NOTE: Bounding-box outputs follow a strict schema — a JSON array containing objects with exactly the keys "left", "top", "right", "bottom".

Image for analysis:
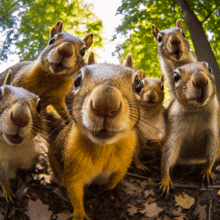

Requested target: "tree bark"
[{"left": 175, "top": 0, "right": 220, "bottom": 97}]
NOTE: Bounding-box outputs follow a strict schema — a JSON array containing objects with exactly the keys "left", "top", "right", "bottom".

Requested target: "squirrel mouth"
[
  {"left": 6, "top": 134, "right": 23, "bottom": 145},
  {"left": 52, "top": 62, "right": 66, "bottom": 72},
  {"left": 170, "top": 50, "right": 183, "bottom": 60},
  {"left": 91, "top": 129, "right": 117, "bottom": 139}
]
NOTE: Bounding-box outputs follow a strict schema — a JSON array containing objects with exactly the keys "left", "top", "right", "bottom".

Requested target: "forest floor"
[{"left": 1, "top": 141, "right": 220, "bottom": 220}]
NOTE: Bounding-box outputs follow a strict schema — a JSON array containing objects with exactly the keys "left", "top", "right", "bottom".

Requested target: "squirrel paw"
[
  {"left": 201, "top": 169, "right": 214, "bottom": 187},
  {"left": 158, "top": 176, "right": 173, "bottom": 197},
  {"left": 2, "top": 185, "right": 15, "bottom": 203}
]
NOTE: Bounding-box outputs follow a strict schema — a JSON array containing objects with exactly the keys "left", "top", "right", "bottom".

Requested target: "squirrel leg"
[
  {"left": 104, "top": 169, "right": 127, "bottom": 190},
  {"left": 66, "top": 181, "right": 90, "bottom": 220},
  {"left": 202, "top": 133, "right": 218, "bottom": 186},
  {"left": 52, "top": 100, "right": 70, "bottom": 122},
  {"left": 159, "top": 137, "right": 181, "bottom": 196}
]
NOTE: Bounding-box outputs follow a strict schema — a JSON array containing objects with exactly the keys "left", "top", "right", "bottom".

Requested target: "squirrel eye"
[
  {"left": 174, "top": 72, "right": 181, "bottom": 82},
  {"left": 133, "top": 75, "right": 143, "bottom": 94},
  {"left": 80, "top": 48, "right": 86, "bottom": 57},
  {"left": 74, "top": 72, "right": 82, "bottom": 88},
  {"left": 208, "top": 64, "right": 213, "bottom": 74},
  {"left": 157, "top": 35, "right": 162, "bottom": 43},
  {"left": 36, "top": 101, "right": 41, "bottom": 113},
  {"left": 0, "top": 88, "right": 2, "bottom": 101},
  {"left": 48, "top": 36, "right": 55, "bottom": 45},
  {"left": 161, "top": 84, "right": 164, "bottom": 90}
]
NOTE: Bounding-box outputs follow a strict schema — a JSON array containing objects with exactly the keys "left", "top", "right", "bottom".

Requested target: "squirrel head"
[
  {"left": 0, "top": 70, "right": 41, "bottom": 146},
  {"left": 139, "top": 73, "right": 164, "bottom": 107},
  {"left": 71, "top": 55, "right": 142, "bottom": 145},
  {"left": 151, "top": 19, "right": 190, "bottom": 62},
  {"left": 40, "top": 21, "right": 93, "bottom": 78},
  {"left": 173, "top": 62, "right": 216, "bottom": 108}
]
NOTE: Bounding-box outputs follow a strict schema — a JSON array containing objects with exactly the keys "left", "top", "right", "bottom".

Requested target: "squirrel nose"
[
  {"left": 11, "top": 104, "right": 30, "bottom": 128},
  {"left": 58, "top": 43, "right": 73, "bottom": 58},
  {"left": 91, "top": 86, "right": 122, "bottom": 118},
  {"left": 170, "top": 35, "right": 181, "bottom": 45},
  {"left": 192, "top": 73, "right": 208, "bottom": 89}
]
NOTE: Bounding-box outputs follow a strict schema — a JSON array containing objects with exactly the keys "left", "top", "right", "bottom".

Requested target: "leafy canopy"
[
  {"left": 0, "top": 0, "right": 103, "bottom": 62},
  {"left": 114, "top": 0, "right": 220, "bottom": 78}
]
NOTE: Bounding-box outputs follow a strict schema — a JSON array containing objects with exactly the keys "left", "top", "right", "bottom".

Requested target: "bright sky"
[{"left": 1, "top": 0, "right": 123, "bottom": 72}]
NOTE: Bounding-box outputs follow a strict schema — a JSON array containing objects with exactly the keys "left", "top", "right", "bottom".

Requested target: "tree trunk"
[{"left": 175, "top": 0, "right": 220, "bottom": 97}]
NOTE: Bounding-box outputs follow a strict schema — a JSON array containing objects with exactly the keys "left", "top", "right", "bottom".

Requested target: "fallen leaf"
[
  {"left": 171, "top": 206, "right": 184, "bottom": 217},
  {"left": 194, "top": 203, "right": 207, "bottom": 220},
  {"left": 56, "top": 210, "right": 72, "bottom": 220},
  {"left": 123, "top": 182, "right": 139, "bottom": 195},
  {"left": 127, "top": 204, "right": 139, "bottom": 216},
  {"left": 144, "top": 189, "right": 155, "bottom": 198},
  {"left": 26, "top": 199, "right": 53, "bottom": 219},
  {"left": 175, "top": 192, "right": 195, "bottom": 209},
  {"left": 140, "top": 202, "right": 163, "bottom": 218},
  {"left": 217, "top": 190, "right": 220, "bottom": 196}
]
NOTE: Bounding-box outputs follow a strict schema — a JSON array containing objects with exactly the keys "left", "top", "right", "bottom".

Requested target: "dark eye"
[
  {"left": 182, "top": 31, "right": 186, "bottom": 37},
  {"left": 174, "top": 72, "right": 181, "bottom": 83},
  {"left": 133, "top": 75, "right": 143, "bottom": 94},
  {"left": 157, "top": 35, "right": 162, "bottom": 43},
  {"left": 161, "top": 84, "right": 164, "bottom": 90},
  {"left": 36, "top": 101, "right": 41, "bottom": 113},
  {"left": 208, "top": 64, "right": 213, "bottom": 74},
  {"left": 0, "top": 88, "right": 2, "bottom": 101},
  {"left": 74, "top": 72, "right": 82, "bottom": 88},
  {"left": 80, "top": 48, "right": 85, "bottom": 57},
  {"left": 48, "top": 36, "right": 55, "bottom": 45}
]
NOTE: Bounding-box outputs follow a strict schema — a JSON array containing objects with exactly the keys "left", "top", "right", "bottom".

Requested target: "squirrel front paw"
[
  {"left": 158, "top": 175, "right": 173, "bottom": 197},
  {"left": 201, "top": 167, "right": 214, "bottom": 186},
  {"left": 1, "top": 184, "right": 14, "bottom": 203}
]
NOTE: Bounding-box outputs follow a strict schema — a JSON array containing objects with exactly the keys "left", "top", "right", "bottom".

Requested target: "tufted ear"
[
  {"left": 87, "top": 51, "right": 95, "bottom": 65},
  {"left": 83, "top": 33, "right": 93, "bottom": 50},
  {"left": 151, "top": 24, "right": 160, "bottom": 40},
  {"left": 4, "top": 69, "right": 12, "bottom": 85},
  {"left": 124, "top": 53, "right": 133, "bottom": 68},
  {"left": 49, "top": 21, "right": 63, "bottom": 39},
  {"left": 176, "top": 19, "right": 184, "bottom": 31},
  {"left": 160, "top": 73, "right": 165, "bottom": 83}
]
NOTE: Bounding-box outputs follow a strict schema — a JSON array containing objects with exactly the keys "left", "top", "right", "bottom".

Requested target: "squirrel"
[
  {"left": 159, "top": 62, "right": 219, "bottom": 195},
  {"left": 151, "top": 19, "right": 197, "bottom": 96},
  {"left": 0, "top": 70, "right": 42, "bottom": 202},
  {"left": 136, "top": 72, "right": 166, "bottom": 151},
  {"left": 0, "top": 21, "right": 93, "bottom": 122},
  {"left": 48, "top": 55, "right": 144, "bottom": 220}
]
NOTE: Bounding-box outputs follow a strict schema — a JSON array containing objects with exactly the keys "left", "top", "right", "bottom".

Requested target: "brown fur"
[
  {"left": 48, "top": 58, "right": 143, "bottom": 219},
  {"left": 152, "top": 19, "right": 197, "bottom": 96},
  {"left": 0, "top": 21, "right": 93, "bottom": 122},
  {"left": 159, "top": 62, "right": 219, "bottom": 195}
]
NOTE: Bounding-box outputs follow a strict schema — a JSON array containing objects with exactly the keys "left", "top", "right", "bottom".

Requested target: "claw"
[
  {"left": 202, "top": 168, "right": 214, "bottom": 187},
  {"left": 158, "top": 176, "right": 173, "bottom": 197}
]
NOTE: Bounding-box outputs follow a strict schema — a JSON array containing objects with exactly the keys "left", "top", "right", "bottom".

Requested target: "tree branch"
[{"left": 202, "top": 3, "right": 220, "bottom": 23}]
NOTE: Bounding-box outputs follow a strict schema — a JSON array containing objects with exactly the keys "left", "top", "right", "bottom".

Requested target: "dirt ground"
[{"left": 1, "top": 142, "right": 220, "bottom": 220}]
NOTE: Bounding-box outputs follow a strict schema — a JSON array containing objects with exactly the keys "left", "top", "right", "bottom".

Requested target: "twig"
[
  {"left": 202, "top": 4, "right": 220, "bottom": 23},
  {"left": 126, "top": 172, "right": 220, "bottom": 189},
  {"left": 208, "top": 199, "right": 212, "bottom": 220}
]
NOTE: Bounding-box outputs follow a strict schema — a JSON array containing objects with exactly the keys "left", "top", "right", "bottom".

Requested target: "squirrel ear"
[
  {"left": 87, "top": 51, "right": 95, "bottom": 65},
  {"left": 176, "top": 19, "right": 184, "bottom": 31},
  {"left": 138, "top": 70, "right": 145, "bottom": 80},
  {"left": 124, "top": 53, "right": 133, "bottom": 68},
  {"left": 151, "top": 24, "right": 159, "bottom": 40},
  {"left": 160, "top": 73, "right": 165, "bottom": 83},
  {"left": 4, "top": 69, "right": 12, "bottom": 85},
  {"left": 50, "top": 21, "right": 63, "bottom": 39},
  {"left": 83, "top": 33, "right": 93, "bottom": 50}
]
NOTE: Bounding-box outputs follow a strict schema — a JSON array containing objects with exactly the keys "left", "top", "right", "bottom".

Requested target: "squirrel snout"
[
  {"left": 10, "top": 104, "right": 31, "bottom": 128},
  {"left": 170, "top": 35, "right": 181, "bottom": 45},
  {"left": 58, "top": 43, "right": 73, "bottom": 58},
  {"left": 90, "top": 86, "right": 122, "bottom": 118},
  {"left": 192, "top": 73, "right": 208, "bottom": 89}
]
